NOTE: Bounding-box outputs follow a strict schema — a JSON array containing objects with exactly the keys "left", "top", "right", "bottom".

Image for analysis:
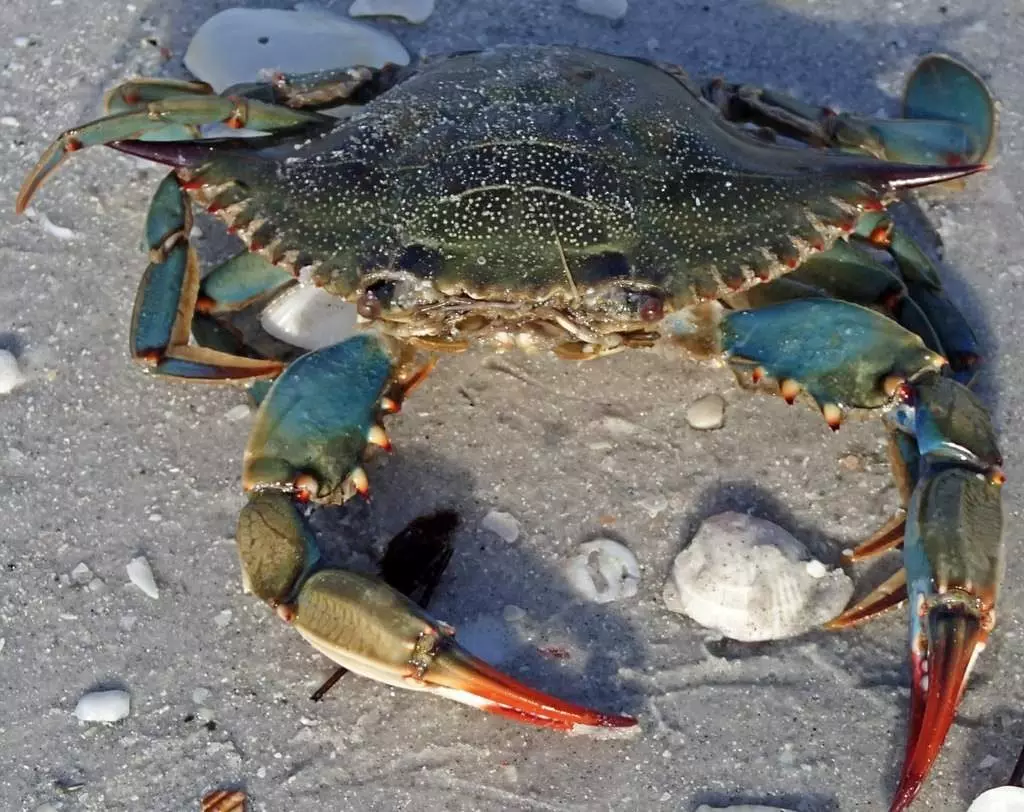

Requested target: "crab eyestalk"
[{"left": 236, "top": 333, "right": 637, "bottom": 735}]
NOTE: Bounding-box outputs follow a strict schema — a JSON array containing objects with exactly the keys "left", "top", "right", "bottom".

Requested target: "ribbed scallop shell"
[{"left": 663, "top": 512, "right": 853, "bottom": 642}]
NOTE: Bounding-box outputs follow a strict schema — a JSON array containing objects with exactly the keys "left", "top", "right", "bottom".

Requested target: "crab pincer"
[
  {"left": 237, "top": 334, "right": 637, "bottom": 735},
  {"left": 709, "top": 300, "right": 1004, "bottom": 809}
]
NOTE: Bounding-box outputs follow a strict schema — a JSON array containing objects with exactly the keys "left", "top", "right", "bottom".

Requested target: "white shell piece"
[
  {"left": 663, "top": 512, "right": 853, "bottom": 642},
  {"left": 259, "top": 284, "right": 358, "bottom": 351},
  {"left": 968, "top": 787, "right": 1024, "bottom": 812},
  {"left": 686, "top": 393, "right": 726, "bottom": 430},
  {"left": 126, "top": 555, "right": 159, "bottom": 600},
  {"left": 575, "top": 0, "right": 628, "bottom": 20},
  {"left": 0, "top": 349, "right": 27, "bottom": 395},
  {"left": 480, "top": 510, "right": 520, "bottom": 543},
  {"left": 348, "top": 0, "right": 435, "bottom": 24},
  {"left": 565, "top": 539, "right": 640, "bottom": 604},
  {"left": 184, "top": 8, "right": 410, "bottom": 94},
  {"left": 74, "top": 689, "right": 131, "bottom": 722}
]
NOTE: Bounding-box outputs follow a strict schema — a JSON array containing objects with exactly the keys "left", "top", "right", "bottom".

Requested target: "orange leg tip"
[{"left": 379, "top": 396, "right": 400, "bottom": 414}]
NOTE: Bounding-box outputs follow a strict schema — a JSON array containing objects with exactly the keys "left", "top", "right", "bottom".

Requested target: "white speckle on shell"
[
  {"left": 126, "top": 555, "right": 159, "bottom": 599},
  {"left": 575, "top": 0, "right": 628, "bottom": 20},
  {"left": 663, "top": 512, "right": 853, "bottom": 642},
  {"left": 260, "top": 285, "right": 357, "bottom": 351},
  {"left": 480, "top": 510, "right": 520, "bottom": 543},
  {"left": 0, "top": 349, "right": 27, "bottom": 394},
  {"left": 565, "top": 539, "right": 640, "bottom": 604},
  {"left": 74, "top": 689, "right": 131, "bottom": 723},
  {"left": 686, "top": 393, "right": 726, "bottom": 430},
  {"left": 967, "top": 786, "right": 1024, "bottom": 812},
  {"left": 348, "top": 0, "right": 434, "bottom": 24},
  {"left": 184, "top": 7, "right": 410, "bottom": 94}
]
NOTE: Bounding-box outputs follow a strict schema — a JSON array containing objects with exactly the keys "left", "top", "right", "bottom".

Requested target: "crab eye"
[
  {"left": 625, "top": 290, "right": 665, "bottom": 322},
  {"left": 356, "top": 281, "right": 395, "bottom": 320}
]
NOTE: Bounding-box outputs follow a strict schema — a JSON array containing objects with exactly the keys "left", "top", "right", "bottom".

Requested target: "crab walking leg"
[
  {"left": 236, "top": 335, "right": 637, "bottom": 733},
  {"left": 14, "top": 96, "right": 330, "bottom": 212},
  {"left": 130, "top": 173, "right": 283, "bottom": 381},
  {"left": 221, "top": 63, "right": 407, "bottom": 110},
  {"left": 704, "top": 53, "right": 996, "bottom": 167}
]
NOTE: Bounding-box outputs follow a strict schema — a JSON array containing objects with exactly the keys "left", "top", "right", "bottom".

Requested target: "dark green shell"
[{"left": 205, "top": 45, "right": 902, "bottom": 313}]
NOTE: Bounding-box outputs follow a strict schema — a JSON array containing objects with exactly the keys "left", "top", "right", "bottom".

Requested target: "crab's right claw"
[
  {"left": 890, "top": 465, "right": 1003, "bottom": 812},
  {"left": 283, "top": 568, "right": 636, "bottom": 735}
]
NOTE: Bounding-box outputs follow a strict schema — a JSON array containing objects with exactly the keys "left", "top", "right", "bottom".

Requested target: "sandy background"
[{"left": 2, "top": 1, "right": 1024, "bottom": 810}]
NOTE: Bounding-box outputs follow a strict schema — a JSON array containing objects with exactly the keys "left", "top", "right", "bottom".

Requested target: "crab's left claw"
[{"left": 891, "top": 465, "right": 1003, "bottom": 812}]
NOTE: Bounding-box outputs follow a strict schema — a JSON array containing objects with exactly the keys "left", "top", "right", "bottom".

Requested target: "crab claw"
[
  {"left": 891, "top": 465, "right": 1002, "bottom": 812},
  {"left": 285, "top": 569, "right": 637, "bottom": 735}
]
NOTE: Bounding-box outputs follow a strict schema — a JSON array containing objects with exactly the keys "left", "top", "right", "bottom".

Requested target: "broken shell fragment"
[
  {"left": 663, "top": 512, "right": 853, "bottom": 641},
  {"left": 565, "top": 538, "right": 640, "bottom": 603},
  {"left": 74, "top": 689, "right": 130, "bottom": 722},
  {"left": 184, "top": 8, "right": 410, "bottom": 94},
  {"left": 202, "top": 789, "right": 247, "bottom": 812}
]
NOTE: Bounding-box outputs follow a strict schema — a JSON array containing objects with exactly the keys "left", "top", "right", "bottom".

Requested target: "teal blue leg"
[
  {"left": 129, "top": 172, "right": 284, "bottom": 382},
  {"left": 704, "top": 53, "right": 996, "bottom": 167}
]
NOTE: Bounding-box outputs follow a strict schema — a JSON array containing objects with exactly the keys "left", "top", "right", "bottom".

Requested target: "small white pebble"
[
  {"left": 575, "top": 0, "right": 627, "bottom": 20},
  {"left": 33, "top": 805, "right": 59, "bottom": 812},
  {"left": 805, "top": 559, "right": 828, "bottom": 578},
  {"left": 0, "top": 350, "right": 27, "bottom": 395},
  {"left": 13, "top": 36, "right": 31, "bottom": 48},
  {"left": 638, "top": 493, "right": 668, "bottom": 518},
  {"left": 126, "top": 555, "right": 159, "bottom": 599},
  {"left": 977, "top": 754, "right": 999, "bottom": 770},
  {"left": 686, "top": 393, "right": 726, "bottom": 430},
  {"left": 192, "top": 687, "right": 212, "bottom": 704},
  {"left": 87, "top": 577, "right": 107, "bottom": 594},
  {"left": 119, "top": 614, "right": 137, "bottom": 632},
  {"left": 967, "top": 787, "right": 1024, "bottom": 812},
  {"left": 70, "top": 562, "right": 93, "bottom": 585},
  {"left": 480, "top": 510, "right": 520, "bottom": 543},
  {"left": 148, "top": 512, "right": 163, "bottom": 523},
  {"left": 0, "top": 116, "right": 19, "bottom": 127},
  {"left": 348, "top": 0, "right": 434, "bottom": 24},
  {"left": 502, "top": 604, "right": 526, "bottom": 623},
  {"left": 224, "top": 403, "right": 253, "bottom": 422},
  {"left": 74, "top": 689, "right": 130, "bottom": 723},
  {"left": 214, "top": 609, "right": 232, "bottom": 627}
]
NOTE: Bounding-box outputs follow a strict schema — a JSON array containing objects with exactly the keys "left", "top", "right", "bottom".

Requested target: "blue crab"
[{"left": 17, "top": 45, "right": 1003, "bottom": 811}]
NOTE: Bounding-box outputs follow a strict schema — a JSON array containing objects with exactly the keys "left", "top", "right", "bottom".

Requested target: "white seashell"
[
  {"left": 686, "top": 393, "right": 726, "bottom": 430},
  {"left": 663, "top": 512, "right": 853, "bottom": 642},
  {"left": 575, "top": 0, "right": 628, "bottom": 20},
  {"left": 184, "top": 8, "right": 410, "bottom": 94},
  {"left": 74, "top": 689, "right": 131, "bottom": 722},
  {"left": 480, "top": 510, "right": 520, "bottom": 543},
  {"left": 0, "top": 349, "right": 27, "bottom": 394},
  {"left": 968, "top": 786, "right": 1024, "bottom": 812},
  {"left": 260, "top": 285, "right": 358, "bottom": 350},
  {"left": 126, "top": 555, "right": 159, "bottom": 599},
  {"left": 349, "top": 0, "right": 435, "bottom": 24},
  {"left": 565, "top": 539, "right": 640, "bottom": 604}
]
